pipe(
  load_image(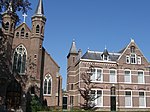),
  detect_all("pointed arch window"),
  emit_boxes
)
[36,25,40,33]
[21,28,25,37]
[13,45,27,74]
[43,74,52,95]
[41,26,43,34]
[25,33,29,38]
[16,32,19,38]
[5,22,9,31]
